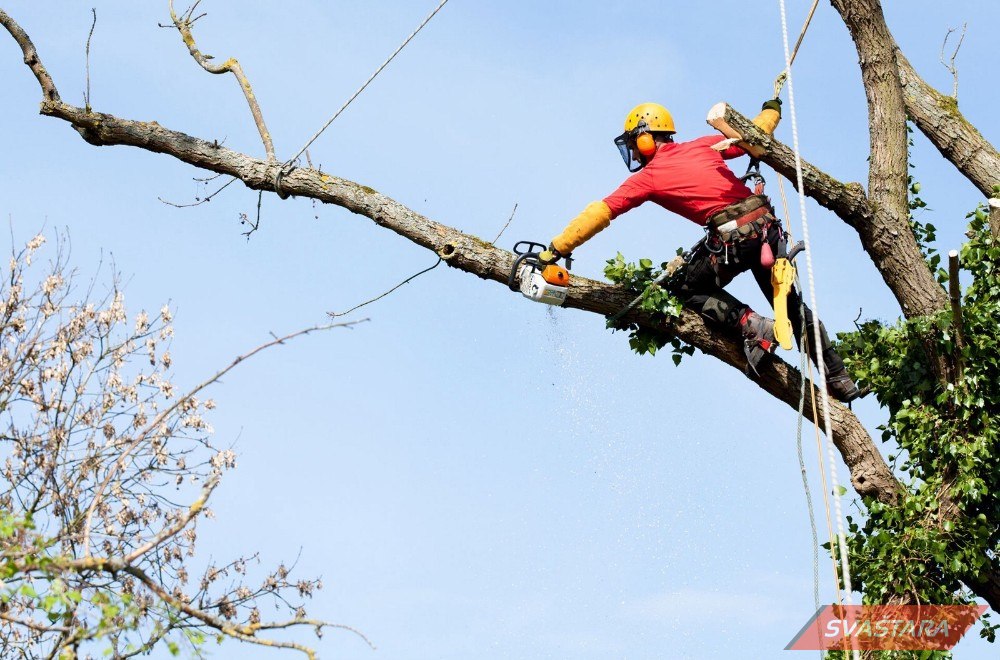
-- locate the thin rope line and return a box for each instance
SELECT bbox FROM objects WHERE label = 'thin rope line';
[778,176,823,619]
[773,0,821,98]
[777,2,859,657]
[286,0,450,168]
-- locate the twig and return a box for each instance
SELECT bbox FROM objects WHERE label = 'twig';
[123,476,218,564]
[491,203,518,245]
[285,0,451,168]
[81,319,367,556]
[193,172,225,183]
[241,191,264,238]
[167,0,276,161]
[158,176,237,208]
[939,24,966,101]
[328,260,441,318]
[84,8,96,111]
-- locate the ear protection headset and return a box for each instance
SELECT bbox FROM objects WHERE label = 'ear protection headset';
[633,120,657,157]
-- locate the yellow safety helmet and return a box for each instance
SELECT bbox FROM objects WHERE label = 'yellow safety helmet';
[614,103,675,172]
[624,103,675,133]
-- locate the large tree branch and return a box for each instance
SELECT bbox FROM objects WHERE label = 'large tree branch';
[0,6,897,504]
[895,49,1000,199]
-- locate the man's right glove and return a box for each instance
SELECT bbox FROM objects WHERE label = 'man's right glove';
[538,244,565,265]
[550,200,613,255]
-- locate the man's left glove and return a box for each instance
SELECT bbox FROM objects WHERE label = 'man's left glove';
[753,98,782,136]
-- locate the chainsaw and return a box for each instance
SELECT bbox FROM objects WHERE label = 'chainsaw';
[508,240,571,306]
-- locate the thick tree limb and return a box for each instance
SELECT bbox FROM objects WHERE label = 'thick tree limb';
[831,0,1000,612]
[896,50,1000,199]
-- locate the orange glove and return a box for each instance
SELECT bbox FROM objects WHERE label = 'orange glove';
[551,201,613,254]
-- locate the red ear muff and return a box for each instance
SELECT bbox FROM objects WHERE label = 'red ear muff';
[635,132,656,157]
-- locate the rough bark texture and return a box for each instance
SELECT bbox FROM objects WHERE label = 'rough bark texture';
[896,50,1000,199]
[829,0,948,319]
[829,0,1000,611]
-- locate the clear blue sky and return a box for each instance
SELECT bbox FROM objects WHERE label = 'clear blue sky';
[2,1,998,658]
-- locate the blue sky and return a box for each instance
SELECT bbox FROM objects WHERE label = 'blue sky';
[2,1,999,658]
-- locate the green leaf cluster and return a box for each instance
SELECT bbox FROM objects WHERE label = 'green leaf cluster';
[603,252,693,364]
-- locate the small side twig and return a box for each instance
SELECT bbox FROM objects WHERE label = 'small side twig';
[167,0,276,162]
[939,23,966,101]
[240,191,264,238]
[158,175,237,208]
[491,203,518,245]
[328,260,442,318]
[84,8,96,111]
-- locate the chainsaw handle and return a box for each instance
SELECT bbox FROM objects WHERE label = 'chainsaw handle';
[508,252,539,291]
[513,240,547,256]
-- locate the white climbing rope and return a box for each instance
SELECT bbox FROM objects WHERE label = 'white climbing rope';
[776,1,860,657]
[776,177,824,617]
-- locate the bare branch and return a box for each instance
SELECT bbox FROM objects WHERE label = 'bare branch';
[491,203,518,245]
[80,319,366,555]
[123,476,218,564]
[938,24,966,100]
[240,191,263,238]
[896,51,1000,199]
[328,261,441,318]
[84,8,96,111]
[718,104,948,319]
[0,9,61,102]
[167,1,275,161]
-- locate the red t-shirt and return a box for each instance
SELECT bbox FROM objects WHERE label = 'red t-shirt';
[603,135,753,226]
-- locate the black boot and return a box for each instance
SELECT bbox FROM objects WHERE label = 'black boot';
[826,369,869,403]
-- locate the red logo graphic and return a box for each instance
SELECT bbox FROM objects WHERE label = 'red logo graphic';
[786,604,987,651]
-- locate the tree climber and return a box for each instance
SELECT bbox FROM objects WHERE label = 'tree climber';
[543,101,866,402]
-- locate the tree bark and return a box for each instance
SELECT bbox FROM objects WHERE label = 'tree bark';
[895,50,1000,199]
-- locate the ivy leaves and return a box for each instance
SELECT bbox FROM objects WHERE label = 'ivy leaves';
[835,204,1000,635]
[603,253,693,364]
